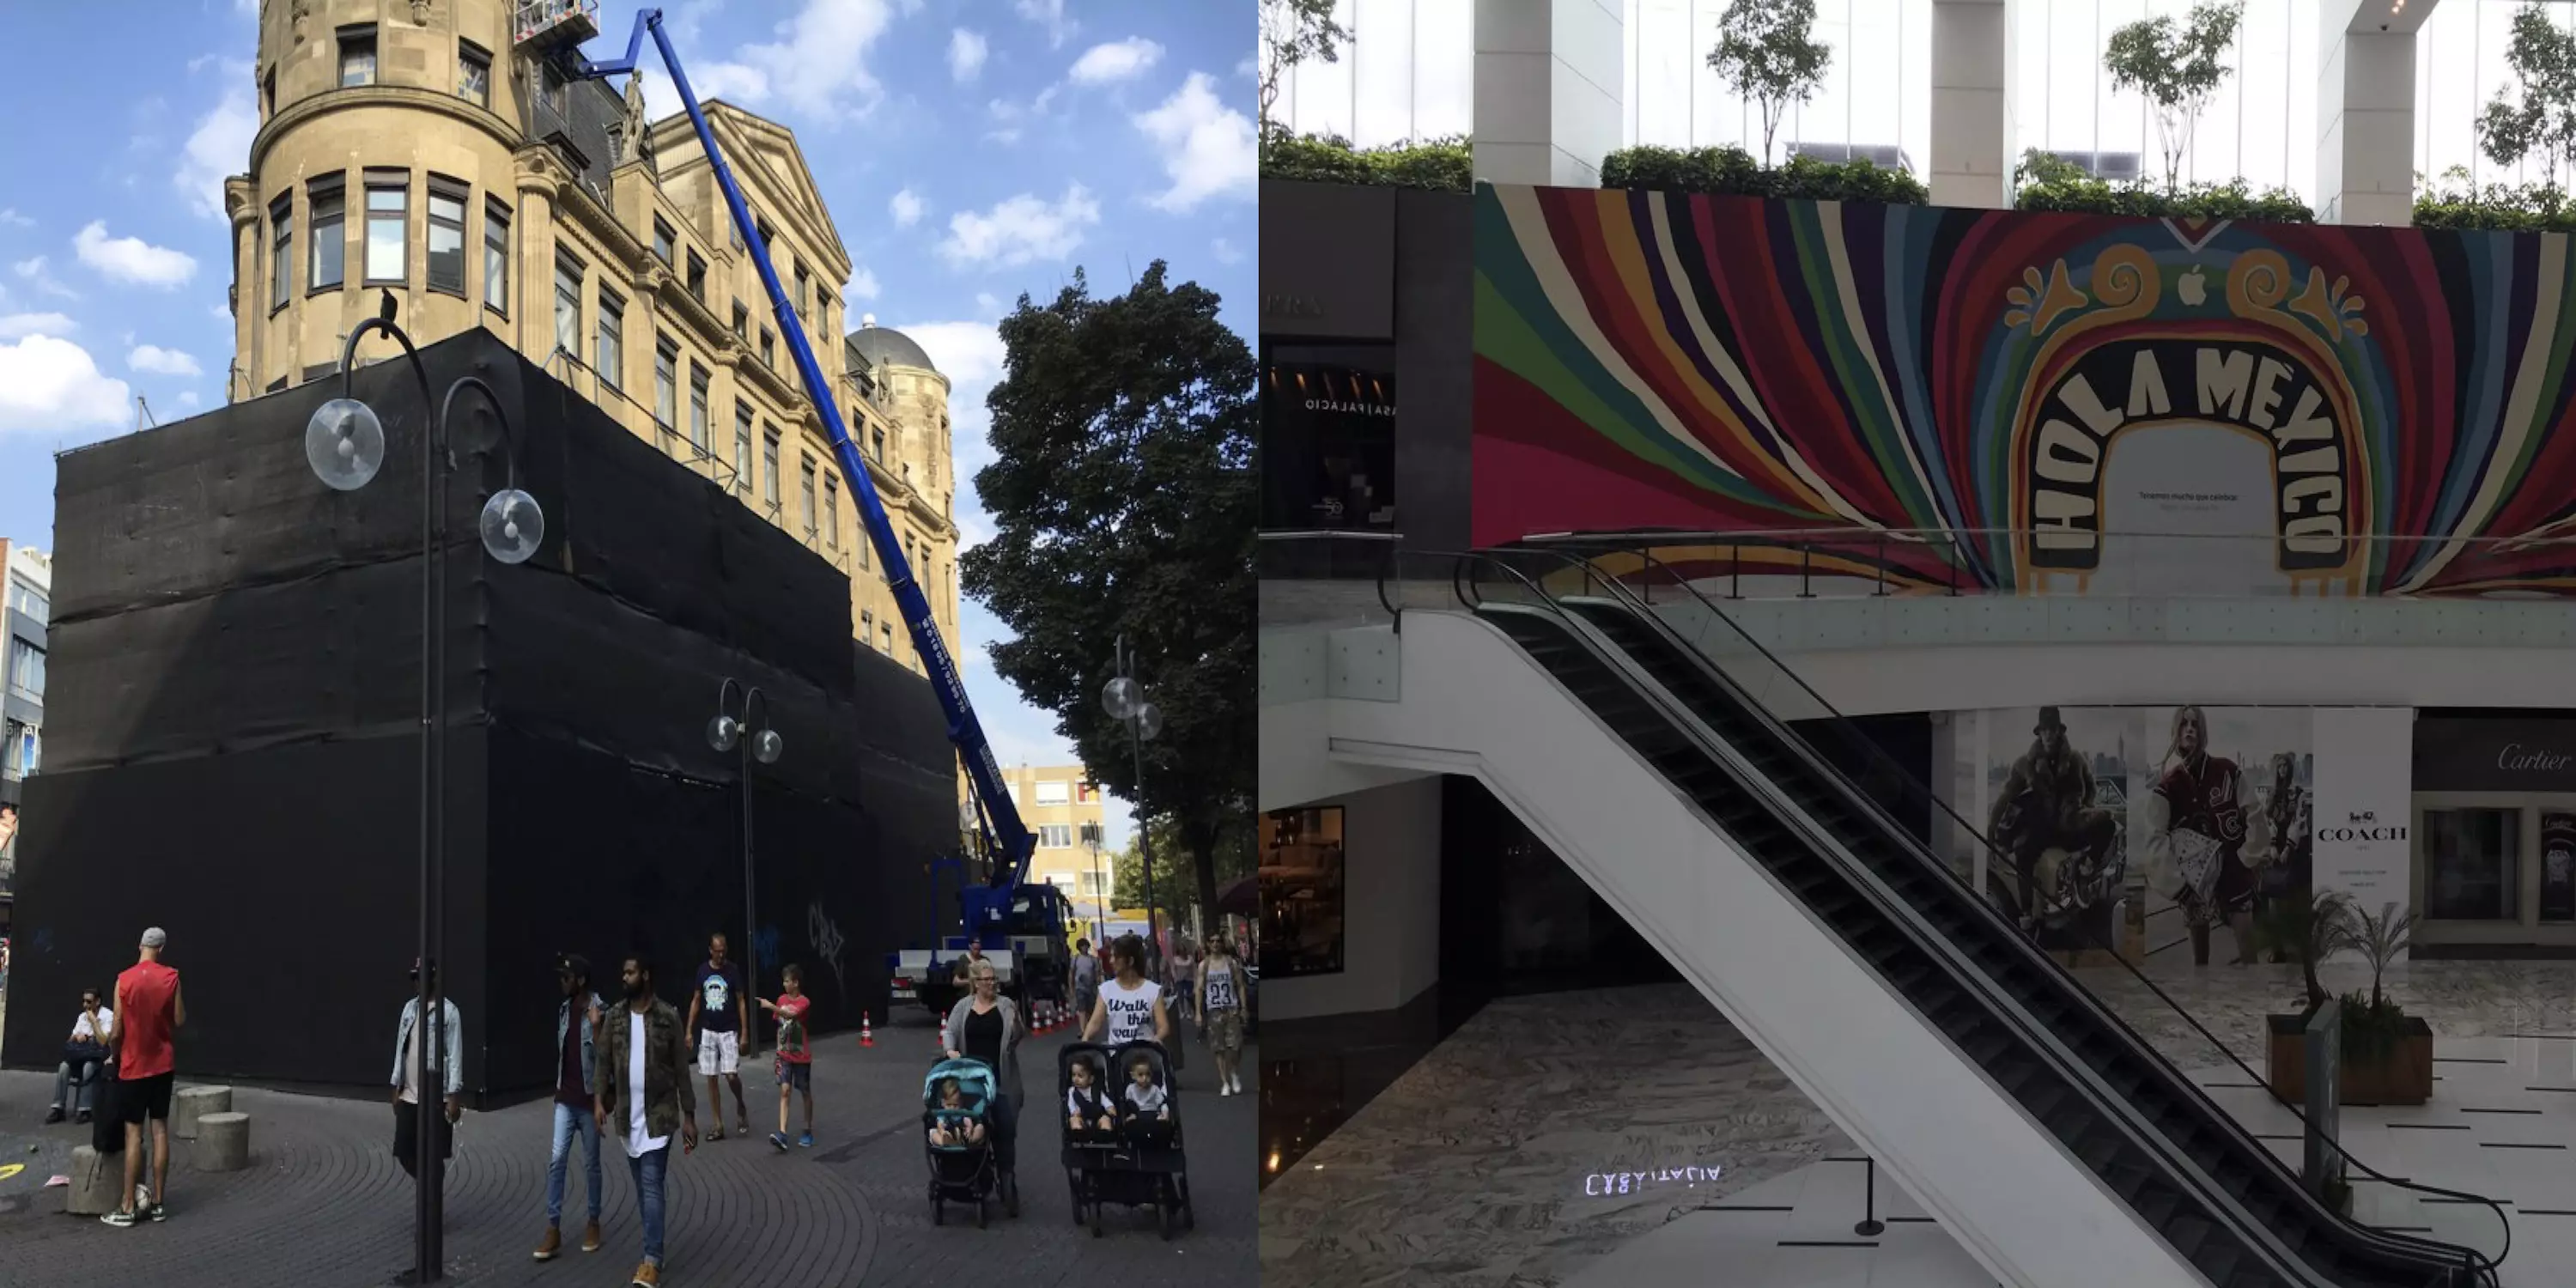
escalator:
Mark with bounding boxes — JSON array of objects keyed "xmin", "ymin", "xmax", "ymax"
[{"xmin": 1471, "ymin": 592, "xmax": 2492, "ymax": 1288}]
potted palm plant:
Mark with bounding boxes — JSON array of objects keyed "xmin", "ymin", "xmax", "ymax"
[{"xmin": 2263, "ymin": 894, "xmax": 2433, "ymax": 1105}]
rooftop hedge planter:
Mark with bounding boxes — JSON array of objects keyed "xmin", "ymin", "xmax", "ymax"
[
  {"xmin": 2412, "ymin": 177, "xmax": 2576, "ymax": 233},
  {"xmin": 1259, "ymin": 131, "xmax": 1472, "ymax": 193},
  {"xmin": 1597, "ymin": 145, "xmax": 1929, "ymax": 205},
  {"xmin": 2008, "ymin": 149, "xmax": 2314, "ymax": 223}
]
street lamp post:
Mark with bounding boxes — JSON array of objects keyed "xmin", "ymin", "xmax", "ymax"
[
  {"xmin": 1099, "ymin": 634, "xmax": 1164, "ymax": 957},
  {"xmin": 1081, "ymin": 820, "xmax": 1107, "ymax": 945},
  {"xmin": 304, "ymin": 294, "xmax": 546, "ymax": 1286},
  {"xmin": 708, "ymin": 680, "xmax": 781, "ymax": 1047}
]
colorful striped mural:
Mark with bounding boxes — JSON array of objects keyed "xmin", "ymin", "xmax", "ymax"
[{"xmin": 1473, "ymin": 184, "xmax": 2576, "ymax": 596}]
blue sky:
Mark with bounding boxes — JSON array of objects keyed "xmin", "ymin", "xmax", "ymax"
[{"xmin": 0, "ymin": 0, "xmax": 1259, "ymax": 854}]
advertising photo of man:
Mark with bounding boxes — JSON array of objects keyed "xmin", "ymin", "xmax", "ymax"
[
  {"xmin": 2146, "ymin": 706, "xmax": 2269, "ymax": 966},
  {"xmin": 2258, "ymin": 751, "xmax": 2312, "ymax": 943},
  {"xmin": 1987, "ymin": 707, "xmax": 2120, "ymax": 937}
]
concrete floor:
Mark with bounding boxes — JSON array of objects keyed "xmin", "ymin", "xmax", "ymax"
[{"xmin": 1258, "ymin": 959, "xmax": 2576, "ymax": 1288}]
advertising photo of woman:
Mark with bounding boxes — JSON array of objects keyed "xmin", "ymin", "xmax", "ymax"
[{"xmin": 2144, "ymin": 706, "xmax": 2270, "ymax": 966}]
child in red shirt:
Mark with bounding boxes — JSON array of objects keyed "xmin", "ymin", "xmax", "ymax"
[{"xmin": 759, "ymin": 964, "xmax": 815, "ymax": 1151}]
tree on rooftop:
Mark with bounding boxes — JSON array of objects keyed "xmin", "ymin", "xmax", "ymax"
[
  {"xmin": 2104, "ymin": 0, "xmax": 2245, "ymax": 191},
  {"xmin": 1706, "ymin": 0, "xmax": 1834, "ymax": 167}
]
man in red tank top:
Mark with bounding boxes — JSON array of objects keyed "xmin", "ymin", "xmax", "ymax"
[{"xmin": 104, "ymin": 926, "xmax": 184, "ymax": 1227}]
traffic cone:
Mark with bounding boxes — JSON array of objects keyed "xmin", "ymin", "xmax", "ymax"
[{"xmin": 861, "ymin": 1012, "xmax": 874, "ymax": 1048}]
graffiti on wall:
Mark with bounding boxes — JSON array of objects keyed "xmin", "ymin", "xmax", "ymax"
[
  {"xmin": 1473, "ymin": 185, "xmax": 2576, "ymax": 596},
  {"xmin": 807, "ymin": 901, "xmax": 846, "ymax": 997}
]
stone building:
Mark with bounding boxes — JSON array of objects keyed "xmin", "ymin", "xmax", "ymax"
[{"xmin": 221, "ymin": 0, "xmax": 961, "ymax": 670}]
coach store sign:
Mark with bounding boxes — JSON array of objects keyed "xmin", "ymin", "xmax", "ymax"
[{"xmin": 2415, "ymin": 717, "xmax": 2576, "ymax": 793}]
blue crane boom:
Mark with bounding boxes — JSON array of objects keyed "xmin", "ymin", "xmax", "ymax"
[{"xmin": 565, "ymin": 8, "xmax": 1037, "ymax": 890}]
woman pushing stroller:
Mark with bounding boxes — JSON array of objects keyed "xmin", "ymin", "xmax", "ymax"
[
  {"xmin": 1083, "ymin": 934, "xmax": 1172, "ymax": 1050},
  {"xmin": 940, "ymin": 957, "xmax": 1029, "ymax": 1177}
]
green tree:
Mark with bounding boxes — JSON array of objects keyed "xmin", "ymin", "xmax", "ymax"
[
  {"xmin": 2477, "ymin": 3, "xmax": 2576, "ymax": 188},
  {"xmin": 1705, "ymin": 0, "xmax": 1833, "ymax": 167},
  {"xmin": 1110, "ymin": 817, "xmax": 1255, "ymax": 928},
  {"xmin": 2104, "ymin": 1, "xmax": 2245, "ymax": 191},
  {"xmin": 1260, "ymin": 0, "xmax": 1352, "ymax": 138},
  {"xmin": 962, "ymin": 264, "xmax": 1255, "ymax": 944}
]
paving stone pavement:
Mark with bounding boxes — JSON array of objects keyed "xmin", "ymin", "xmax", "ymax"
[{"xmin": 0, "ymin": 1008, "xmax": 1255, "ymax": 1287}]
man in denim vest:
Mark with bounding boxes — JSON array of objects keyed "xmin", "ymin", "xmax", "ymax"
[{"xmin": 534, "ymin": 953, "xmax": 606, "ymax": 1261}]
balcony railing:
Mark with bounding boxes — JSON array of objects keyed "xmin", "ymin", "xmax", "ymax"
[
  {"xmin": 1524, "ymin": 526, "xmax": 2576, "ymax": 604},
  {"xmin": 544, "ymin": 346, "xmax": 741, "ymax": 491},
  {"xmin": 513, "ymin": 0, "xmax": 598, "ymax": 49}
]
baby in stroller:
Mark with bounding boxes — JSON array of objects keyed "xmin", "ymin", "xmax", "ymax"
[
  {"xmin": 1121, "ymin": 1054, "xmax": 1171, "ymax": 1126},
  {"xmin": 1066, "ymin": 1053, "xmax": 1119, "ymax": 1133},
  {"xmin": 928, "ymin": 1076, "xmax": 987, "ymax": 1147}
]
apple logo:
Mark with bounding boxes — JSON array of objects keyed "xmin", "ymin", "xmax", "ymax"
[{"xmin": 2177, "ymin": 265, "xmax": 2209, "ymax": 307}]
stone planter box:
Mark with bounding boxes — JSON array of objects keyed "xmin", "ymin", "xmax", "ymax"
[{"xmin": 2266, "ymin": 1011, "xmax": 2433, "ymax": 1106}]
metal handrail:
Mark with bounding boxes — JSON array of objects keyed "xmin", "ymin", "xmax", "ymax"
[
  {"xmin": 1258, "ymin": 529, "xmax": 1406, "ymax": 623},
  {"xmin": 544, "ymin": 345, "xmax": 741, "ymax": 490},
  {"xmin": 1397, "ymin": 549, "xmax": 2437, "ymax": 1287},
  {"xmin": 1492, "ymin": 544, "xmax": 2507, "ymax": 1284},
  {"xmin": 1530, "ymin": 525, "xmax": 2576, "ymax": 549}
]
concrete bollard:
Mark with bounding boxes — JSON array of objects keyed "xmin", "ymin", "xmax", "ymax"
[
  {"xmin": 194, "ymin": 1112, "xmax": 251, "ymax": 1173},
  {"xmin": 65, "ymin": 1146, "xmax": 121, "ymax": 1215},
  {"xmin": 172, "ymin": 1085, "xmax": 233, "ymax": 1140}
]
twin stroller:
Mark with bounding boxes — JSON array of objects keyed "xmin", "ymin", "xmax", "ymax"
[
  {"xmin": 920, "ymin": 1057, "xmax": 1018, "ymax": 1227},
  {"xmin": 1060, "ymin": 1041, "xmax": 1194, "ymax": 1240}
]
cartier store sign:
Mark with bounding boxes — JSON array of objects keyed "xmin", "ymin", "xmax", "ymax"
[{"xmin": 2415, "ymin": 716, "xmax": 2576, "ymax": 793}]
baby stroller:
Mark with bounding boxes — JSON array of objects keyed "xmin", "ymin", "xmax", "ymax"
[
  {"xmin": 922, "ymin": 1057, "xmax": 1016, "ymax": 1227},
  {"xmin": 1060, "ymin": 1041, "xmax": 1194, "ymax": 1240}
]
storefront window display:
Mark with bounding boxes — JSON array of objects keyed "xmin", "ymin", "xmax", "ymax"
[
  {"xmin": 1260, "ymin": 356, "xmax": 1396, "ymax": 533},
  {"xmin": 2423, "ymin": 808, "xmax": 2521, "ymax": 922},
  {"xmin": 1261, "ymin": 805, "xmax": 1345, "ymax": 978}
]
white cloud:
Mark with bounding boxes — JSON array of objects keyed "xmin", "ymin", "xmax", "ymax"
[
  {"xmin": 72, "ymin": 222, "xmax": 198, "ymax": 289},
  {"xmin": 178, "ymin": 80, "xmax": 258, "ymax": 222},
  {"xmin": 734, "ymin": 0, "xmax": 898, "ymax": 121},
  {"xmin": 1069, "ymin": 38, "xmax": 1163, "ymax": 86},
  {"xmin": 1133, "ymin": 73, "xmax": 1257, "ymax": 213},
  {"xmin": 896, "ymin": 320, "xmax": 1008, "ymax": 388},
  {"xmin": 949, "ymin": 28, "xmax": 988, "ymax": 83},
  {"xmin": 1212, "ymin": 237, "xmax": 1242, "ymax": 264},
  {"xmin": 15, "ymin": 257, "xmax": 79, "ymax": 301},
  {"xmin": 129, "ymin": 344, "xmax": 202, "ymax": 377},
  {"xmin": 179, "ymin": 390, "xmax": 203, "ymax": 408},
  {"xmin": 936, "ymin": 186, "xmax": 1101, "ymax": 269},
  {"xmin": 1237, "ymin": 56, "xmax": 1256, "ymax": 79},
  {"xmin": 0, "ymin": 209, "xmax": 29, "ymax": 228},
  {"xmin": 210, "ymin": 303, "xmax": 232, "ymax": 325},
  {"xmin": 1015, "ymin": 0, "xmax": 1075, "ymax": 48},
  {"xmin": 890, "ymin": 187, "xmax": 926, "ymax": 228},
  {"xmin": 843, "ymin": 266, "xmax": 881, "ymax": 302},
  {"xmin": 0, "ymin": 335, "xmax": 131, "ymax": 433},
  {"xmin": 975, "ymin": 291, "xmax": 1003, "ymax": 317},
  {"xmin": 0, "ymin": 313, "xmax": 76, "ymax": 341}
]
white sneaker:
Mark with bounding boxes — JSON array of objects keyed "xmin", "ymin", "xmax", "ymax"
[{"xmin": 1230, "ymin": 1074, "xmax": 1243, "ymax": 1094}]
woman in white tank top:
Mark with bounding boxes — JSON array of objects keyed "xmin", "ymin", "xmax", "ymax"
[{"xmin": 1084, "ymin": 933, "xmax": 1171, "ymax": 1048}]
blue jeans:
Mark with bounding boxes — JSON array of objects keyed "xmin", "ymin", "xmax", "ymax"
[
  {"xmin": 627, "ymin": 1144, "xmax": 670, "ymax": 1266},
  {"xmin": 53, "ymin": 1058, "xmax": 102, "ymax": 1113},
  {"xmin": 546, "ymin": 1103, "xmax": 602, "ymax": 1225}
]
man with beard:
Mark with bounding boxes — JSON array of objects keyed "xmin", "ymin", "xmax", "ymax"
[
  {"xmin": 2146, "ymin": 706, "xmax": 2270, "ymax": 966},
  {"xmin": 2258, "ymin": 752, "xmax": 2312, "ymax": 945},
  {"xmin": 595, "ymin": 951, "xmax": 696, "ymax": 1287},
  {"xmin": 1987, "ymin": 708, "xmax": 2120, "ymax": 932}
]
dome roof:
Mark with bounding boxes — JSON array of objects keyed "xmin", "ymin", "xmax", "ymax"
[{"xmin": 843, "ymin": 318, "xmax": 939, "ymax": 375}]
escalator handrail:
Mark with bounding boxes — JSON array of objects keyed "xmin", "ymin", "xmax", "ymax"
[
  {"xmin": 1423, "ymin": 552, "xmax": 2355, "ymax": 1287},
  {"xmin": 1508, "ymin": 541, "xmax": 2507, "ymax": 1285}
]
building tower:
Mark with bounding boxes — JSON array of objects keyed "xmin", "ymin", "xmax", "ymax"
[{"xmin": 223, "ymin": 0, "xmax": 960, "ymax": 672}]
